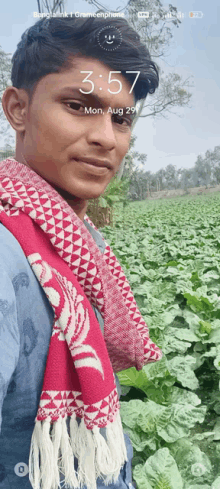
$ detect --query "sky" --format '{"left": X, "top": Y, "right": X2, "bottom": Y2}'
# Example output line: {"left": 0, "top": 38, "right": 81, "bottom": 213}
{"left": 0, "top": 0, "right": 219, "bottom": 174}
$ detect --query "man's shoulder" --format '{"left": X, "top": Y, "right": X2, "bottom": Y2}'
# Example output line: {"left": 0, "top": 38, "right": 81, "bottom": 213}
{"left": 0, "top": 223, "right": 30, "bottom": 278}
{"left": 0, "top": 222, "right": 25, "bottom": 253}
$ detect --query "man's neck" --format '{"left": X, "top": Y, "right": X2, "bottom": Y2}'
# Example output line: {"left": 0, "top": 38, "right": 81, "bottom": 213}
{"left": 52, "top": 185, "right": 88, "bottom": 221}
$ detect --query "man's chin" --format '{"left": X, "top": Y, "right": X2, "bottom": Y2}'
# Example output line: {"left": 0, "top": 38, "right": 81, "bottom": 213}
{"left": 42, "top": 178, "right": 106, "bottom": 202}
{"left": 44, "top": 181, "right": 76, "bottom": 200}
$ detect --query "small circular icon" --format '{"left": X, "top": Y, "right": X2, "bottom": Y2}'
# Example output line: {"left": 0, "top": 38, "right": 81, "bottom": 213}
{"left": 97, "top": 26, "right": 122, "bottom": 51}
{"left": 99, "top": 75, "right": 102, "bottom": 77}
{"left": 99, "top": 87, "right": 102, "bottom": 90}
{"left": 14, "top": 462, "right": 29, "bottom": 477}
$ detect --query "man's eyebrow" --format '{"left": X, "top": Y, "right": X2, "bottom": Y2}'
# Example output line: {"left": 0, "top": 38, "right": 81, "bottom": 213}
{"left": 58, "top": 86, "right": 137, "bottom": 119}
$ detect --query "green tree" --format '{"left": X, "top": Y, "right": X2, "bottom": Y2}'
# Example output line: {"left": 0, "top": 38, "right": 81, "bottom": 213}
{"left": 178, "top": 167, "right": 193, "bottom": 190}
{"left": 206, "top": 146, "right": 220, "bottom": 185}
{"left": 155, "top": 168, "right": 166, "bottom": 191}
{"left": 122, "top": 134, "right": 147, "bottom": 179}
{"left": 194, "top": 154, "right": 212, "bottom": 188}
{"left": 128, "top": 168, "right": 152, "bottom": 200}
{"left": 163, "top": 164, "right": 178, "bottom": 189}
{"left": 99, "top": 175, "right": 131, "bottom": 208}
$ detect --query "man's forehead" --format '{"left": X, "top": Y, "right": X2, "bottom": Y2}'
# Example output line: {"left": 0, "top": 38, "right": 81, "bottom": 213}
{"left": 42, "top": 56, "right": 136, "bottom": 107}
{"left": 61, "top": 56, "right": 135, "bottom": 87}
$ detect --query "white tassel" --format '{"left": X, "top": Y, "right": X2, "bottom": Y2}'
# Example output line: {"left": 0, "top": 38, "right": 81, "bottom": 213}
{"left": 104, "top": 412, "right": 128, "bottom": 485}
{"left": 71, "top": 412, "right": 127, "bottom": 489}
{"left": 29, "top": 411, "right": 127, "bottom": 489}
{"left": 29, "top": 419, "right": 41, "bottom": 489}
{"left": 106, "top": 411, "right": 128, "bottom": 467}
{"left": 50, "top": 418, "right": 62, "bottom": 488}
{"left": 69, "top": 413, "right": 80, "bottom": 458}
{"left": 75, "top": 417, "right": 97, "bottom": 489}
{"left": 41, "top": 420, "right": 57, "bottom": 489}
{"left": 29, "top": 419, "right": 55, "bottom": 489}
{"left": 58, "top": 416, "right": 78, "bottom": 488}
{"left": 92, "top": 426, "right": 114, "bottom": 476}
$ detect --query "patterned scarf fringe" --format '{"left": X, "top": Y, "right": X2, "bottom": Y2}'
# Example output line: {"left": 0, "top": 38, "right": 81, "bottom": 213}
{"left": 29, "top": 411, "right": 127, "bottom": 489}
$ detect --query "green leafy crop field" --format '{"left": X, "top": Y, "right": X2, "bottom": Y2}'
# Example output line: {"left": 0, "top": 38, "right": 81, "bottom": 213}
{"left": 101, "top": 192, "right": 220, "bottom": 489}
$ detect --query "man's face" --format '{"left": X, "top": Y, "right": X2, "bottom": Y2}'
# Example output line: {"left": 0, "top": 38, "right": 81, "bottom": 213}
{"left": 22, "top": 56, "right": 135, "bottom": 201}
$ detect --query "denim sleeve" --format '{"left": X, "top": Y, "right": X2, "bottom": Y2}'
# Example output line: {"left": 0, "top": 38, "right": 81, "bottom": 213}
{"left": 0, "top": 263, "right": 20, "bottom": 434}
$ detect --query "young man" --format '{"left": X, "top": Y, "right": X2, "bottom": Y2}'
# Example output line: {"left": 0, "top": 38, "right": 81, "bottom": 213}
{"left": 0, "top": 16, "right": 162, "bottom": 489}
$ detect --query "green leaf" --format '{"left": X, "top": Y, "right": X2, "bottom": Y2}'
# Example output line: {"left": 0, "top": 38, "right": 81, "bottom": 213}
{"left": 119, "top": 400, "right": 157, "bottom": 451}
{"left": 133, "top": 448, "right": 183, "bottom": 489}
{"left": 107, "top": 194, "right": 121, "bottom": 202}
{"left": 167, "top": 355, "right": 199, "bottom": 390}
{"left": 184, "top": 293, "right": 214, "bottom": 313}
{"left": 214, "top": 354, "right": 220, "bottom": 371}
{"left": 117, "top": 367, "right": 149, "bottom": 389}
{"left": 162, "top": 332, "right": 191, "bottom": 355}
{"left": 173, "top": 328, "right": 200, "bottom": 342}
{"left": 120, "top": 398, "right": 206, "bottom": 444}
{"left": 118, "top": 357, "right": 175, "bottom": 398}
{"left": 191, "top": 432, "right": 215, "bottom": 441}
{"left": 212, "top": 476, "right": 220, "bottom": 489}
{"left": 165, "top": 261, "right": 179, "bottom": 267}
{"left": 155, "top": 401, "right": 206, "bottom": 443}
{"left": 208, "top": 328, "right": 220, "bottom": 344}
{"left": 168, "top": 437, "right": 212, "bottom": 485}
{"left": 98, "top": 196, "right": 108, "bottom": 208}
{"left": 182, "top": 310, "right": 201, "bottom": 331}
{"left": 165, "top": 386, "right": 202, "bottom": 407}
{"left": 122, "top": 425, "right": 157, "bottom": 452}
{"left": 119, "top": 399, "right": 145, "bottom": 429}
{"left": 199, "top": 320, "right": 212, "bottom": 335}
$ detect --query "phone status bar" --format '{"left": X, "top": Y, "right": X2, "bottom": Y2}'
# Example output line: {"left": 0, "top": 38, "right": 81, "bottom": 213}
{"left": 137, "top": 11, "right": 204, "bottom": 20}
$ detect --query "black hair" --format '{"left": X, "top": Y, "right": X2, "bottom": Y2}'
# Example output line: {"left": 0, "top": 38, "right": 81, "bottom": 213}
{"left": 11, "top": 16, "right": 159, "bottom": 104}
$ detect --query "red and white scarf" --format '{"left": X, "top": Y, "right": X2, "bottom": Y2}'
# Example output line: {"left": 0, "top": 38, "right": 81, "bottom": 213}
{"left": 0, "top": 158, "right": 162, "bottom": 489}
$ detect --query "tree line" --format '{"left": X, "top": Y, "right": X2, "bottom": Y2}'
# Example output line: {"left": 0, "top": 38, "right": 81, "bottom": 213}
{"left": 122, "top": 136, "right": 220, "bottom": 200}
{"left": 121, "top": 139, "right": 220, "bottom": 201}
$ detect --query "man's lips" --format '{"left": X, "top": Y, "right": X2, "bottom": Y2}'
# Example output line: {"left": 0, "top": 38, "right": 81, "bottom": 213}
{"left": 73, "top": 157, "right": 113, "bottom": 170}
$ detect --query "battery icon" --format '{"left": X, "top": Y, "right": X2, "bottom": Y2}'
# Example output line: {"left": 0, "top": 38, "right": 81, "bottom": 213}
{"left": 138, "top": 11, "right": 149, "bottom": 18}
{"left": 189, "top": 11, "right": 203, "bottom": 18}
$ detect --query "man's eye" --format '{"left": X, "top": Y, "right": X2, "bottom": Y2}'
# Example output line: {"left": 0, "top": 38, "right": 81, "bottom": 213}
{"left": 113, "top": 115, "right": 132, "bottom": 127}
{"left": 66, "top": 101, "right": 85, "bottom": 112}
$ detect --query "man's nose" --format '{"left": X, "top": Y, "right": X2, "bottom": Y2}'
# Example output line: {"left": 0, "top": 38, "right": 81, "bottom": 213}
{"left": 86, "top": 114, "right": 117, "bottom": 150}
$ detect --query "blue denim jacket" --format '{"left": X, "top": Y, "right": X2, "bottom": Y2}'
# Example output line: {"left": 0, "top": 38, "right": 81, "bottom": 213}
{"left": 0, "top": 220, "right": 135, "bottom": 489}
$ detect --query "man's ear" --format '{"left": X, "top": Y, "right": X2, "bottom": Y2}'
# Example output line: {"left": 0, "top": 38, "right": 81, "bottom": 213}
{"left": 1, "top": 87, "right": 29, "bottom": 133}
